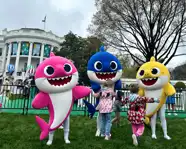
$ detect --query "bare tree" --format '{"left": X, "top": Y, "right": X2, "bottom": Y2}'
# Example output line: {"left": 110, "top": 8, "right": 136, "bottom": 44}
{"left": 88, "top": 0, "right": 186, "bottom": 65}
{"left": 172, "top": 61, "right": 186, "bottom": 79}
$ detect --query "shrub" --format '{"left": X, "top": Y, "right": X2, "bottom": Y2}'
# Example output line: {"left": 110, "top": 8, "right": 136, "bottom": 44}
{"left": 8, "top": 93, "right": 25, "bottom": 100}
{"left": 174, "top": 81, "right": 186, "bottom": 89}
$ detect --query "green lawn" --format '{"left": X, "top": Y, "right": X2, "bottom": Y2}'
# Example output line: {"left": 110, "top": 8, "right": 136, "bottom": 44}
{"left": 0, "top": 113, "right": 186, "bottom": 149}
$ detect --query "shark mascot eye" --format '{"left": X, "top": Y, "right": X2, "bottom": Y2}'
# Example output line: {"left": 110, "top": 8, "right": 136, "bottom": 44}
{"left": 110, "top": 61, "right": 117, "bottom": 71}
{"left": 32, "top": 52, "right": 91, "bottom": 142}
{"left": 136, "top": 56, "right": 176, "bottom": 140}
{"left": 139, "top": 70, "right": 144, "bottom": 76}
{"left": 44, "top": 66, "right": 55, "bottom": 76}
{"left": 94, "top": 61, "right": 102, "bottom": 71}
{"left": 151, "top": 67, "right": 160, "bottom": 75}
{"left": 64, "top": 63, "right": 72, "bottom": 73}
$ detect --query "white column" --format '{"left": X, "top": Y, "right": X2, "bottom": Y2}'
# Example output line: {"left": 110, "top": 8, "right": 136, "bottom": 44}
{"left": 40, "top": 43, "right": 45, "bottom": 63}
{"left": 2, "top": 44, "right": 7, "bottom": 72}
{"left": 51, "top": 46, "right": 54, "bottom": 52}
{"left": 4, "top": 43, "right": 12, "bottom": 76}
{"left": 14, "top": 42, "right": 21, "bottom": 76}
{"left": 27, "top": 42, "right": 33, "bottom": 67}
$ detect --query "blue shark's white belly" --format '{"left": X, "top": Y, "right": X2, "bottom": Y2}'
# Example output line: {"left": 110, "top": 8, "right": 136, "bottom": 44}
{"left": 49, "top": 90, "right": 73, "bottom": 129}
{"left": 145, "top": 89, "right": 163, "bottom": 115}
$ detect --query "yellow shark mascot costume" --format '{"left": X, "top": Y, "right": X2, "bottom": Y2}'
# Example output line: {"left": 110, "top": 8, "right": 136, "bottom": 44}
{"left": 136, "top": 57, "right": 176, "bottom": 140}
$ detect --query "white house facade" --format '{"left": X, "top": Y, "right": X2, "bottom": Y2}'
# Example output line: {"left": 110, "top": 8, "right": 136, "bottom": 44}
{"left": 0, "top": 28, "right": 63, "bottom": 81}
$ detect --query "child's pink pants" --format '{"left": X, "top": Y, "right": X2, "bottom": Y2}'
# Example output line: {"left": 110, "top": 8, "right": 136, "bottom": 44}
{"left": 132, "top": 124, "right": 144, "bottom": 137}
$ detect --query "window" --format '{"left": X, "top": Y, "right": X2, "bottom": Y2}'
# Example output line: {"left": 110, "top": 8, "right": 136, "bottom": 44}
{"left": 0, "top": 48, "right": 2, "bottom": 56}
{"left": 11, "top": 42, "right": 18, "bottom": 55}
{"left": 44, "top": 44, "right": 51, "bottom": 57}
{"left": 21, "top": 42, "right": 30, "bottom": 55}
{"left": 32, "top": 43, "right": 41, "bottom": 56}
{"left": 24, "top": 63, "right": 27, "bottom": 72}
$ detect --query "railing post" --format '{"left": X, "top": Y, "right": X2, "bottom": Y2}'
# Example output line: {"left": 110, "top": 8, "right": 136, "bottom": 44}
{"left": 22, "top": 97, "right": 26, "bottom": 115}
{"left": 183, "top": 91, "right": 186, "bottom": 112}
{"left": 84, "top": 97, "right": 87, "bottom": 116}
{"left": 25, "top": 88, "right": 31, "bottom": 115}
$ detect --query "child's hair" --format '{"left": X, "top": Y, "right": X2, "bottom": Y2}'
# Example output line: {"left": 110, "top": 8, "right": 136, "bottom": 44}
{"left": 103, "top": 83, "right": 108, "bottom": 87}
{"left": 129, "top": 84, "right": 139, "bottom": 94}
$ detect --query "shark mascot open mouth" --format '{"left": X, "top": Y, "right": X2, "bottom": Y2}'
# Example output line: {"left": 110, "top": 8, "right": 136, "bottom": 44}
{"left": 136, "top": 57, "right": 176, "bottom": 140}
{"left": 32, "top": 52, "right": 91, "bottom": 145}
{"left": 84, "top": 45, "right": 122, "bottom": 137}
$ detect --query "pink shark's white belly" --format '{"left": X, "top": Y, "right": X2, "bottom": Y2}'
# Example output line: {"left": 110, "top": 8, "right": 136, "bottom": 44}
{"left": 49, "top": 90, "right": 73, "bottom": 129}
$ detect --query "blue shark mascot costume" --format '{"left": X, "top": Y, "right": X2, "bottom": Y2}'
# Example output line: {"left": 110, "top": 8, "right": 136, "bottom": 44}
{"left": 84, "top": 45, "right": 122, "bottom": 136}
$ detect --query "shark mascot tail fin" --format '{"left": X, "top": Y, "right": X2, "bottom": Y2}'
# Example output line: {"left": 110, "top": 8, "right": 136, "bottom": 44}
{"left": 83, "top": 100, "right": 96, "bottom": 118}
{"left": 35, "top": 116, "right": 49, "bottom": 140}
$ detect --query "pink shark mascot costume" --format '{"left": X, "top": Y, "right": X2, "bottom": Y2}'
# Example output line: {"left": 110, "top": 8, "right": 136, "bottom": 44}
{"left": 32, "top": 52, "right": 91, "bottom": 145}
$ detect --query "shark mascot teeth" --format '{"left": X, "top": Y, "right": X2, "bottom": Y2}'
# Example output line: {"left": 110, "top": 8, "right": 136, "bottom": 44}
{"left": 84, "top": 45, "right": 122, "bottom": 136}
{"left": 136, "top": 57, "right": 176, "bottom": 140}
{"left": 32, "top": 52, "right": 91, "bottom": 145}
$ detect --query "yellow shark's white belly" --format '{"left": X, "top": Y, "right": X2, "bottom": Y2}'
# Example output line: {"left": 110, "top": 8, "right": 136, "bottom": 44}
{"left": 144, "top": 89, "right": 163, "bottom": 116}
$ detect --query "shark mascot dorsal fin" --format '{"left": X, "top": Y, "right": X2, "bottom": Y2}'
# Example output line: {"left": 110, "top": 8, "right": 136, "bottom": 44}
{"left": 136, "top": 56, "right": 175, "bottom": 140}
{"left": 99, "top": 45, "right": 105, "bottom": 52}
{"left": 50, "top": 52, "right": 55, "bottom": 57}
{"left": 84, "top": 45, "right": 122, "bottom": 137}
{"left": 32, "top": 52, "right": 91, "bottom": 142}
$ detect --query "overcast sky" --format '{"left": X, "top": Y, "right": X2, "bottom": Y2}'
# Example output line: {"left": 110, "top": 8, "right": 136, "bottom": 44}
{"left": 0, "top": 0, "right": 185, "bottom": 68}
{"left": 0, "top": 0, "right": 96, "bottom": 37}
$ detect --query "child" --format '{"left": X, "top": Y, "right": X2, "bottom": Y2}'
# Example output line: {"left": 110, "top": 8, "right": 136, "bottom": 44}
{"left": 122, "top": 84, "right": 159, "bottom": 146}
{"left": 112, "top": 90, "right": 123, "bottom": 126}
{"left": 94, "top": 83, "right": 115, "bottom": 140}
{"left": 166, "top": 94, "right": 177, "bottom": 116}
{"left": 166, "top": 82, "right": 177, "bottom": 116}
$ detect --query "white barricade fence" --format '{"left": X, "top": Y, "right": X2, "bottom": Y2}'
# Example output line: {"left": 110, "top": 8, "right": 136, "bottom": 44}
{"left": 75, "top": 89, "right": 186, "bottom": 112}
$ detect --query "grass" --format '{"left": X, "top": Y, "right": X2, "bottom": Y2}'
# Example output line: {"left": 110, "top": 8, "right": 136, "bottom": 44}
{"left": 0, "top": 113, "right": 186, "bottom": 149}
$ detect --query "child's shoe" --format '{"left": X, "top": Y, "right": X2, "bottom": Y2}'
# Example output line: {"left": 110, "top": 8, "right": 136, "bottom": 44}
{"left": 95, "top": 130, "right": 101, "bottom": 137}
{"left": 105, "top": 134, "right": 111, "bottom": 140}
{"left": 132, "top": 134, "right": 138, "bottom": 146}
